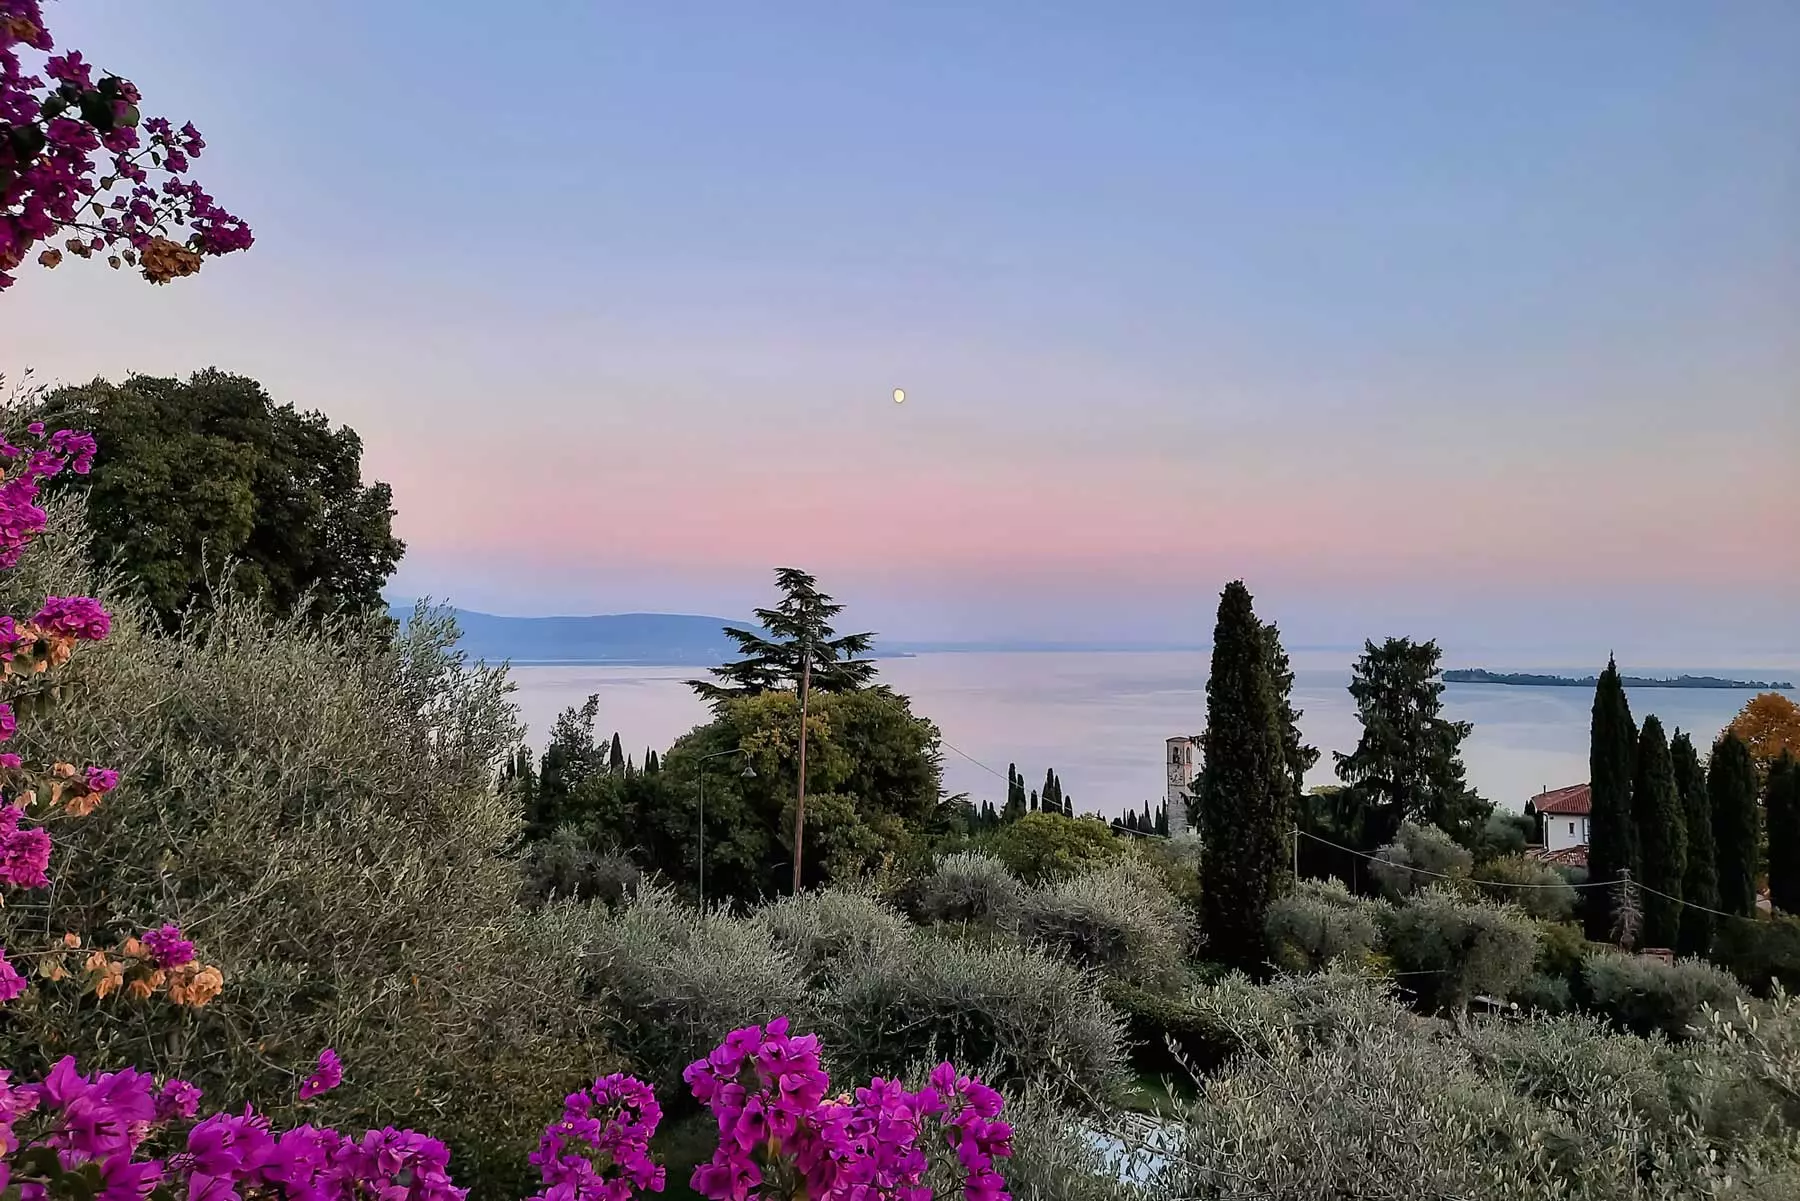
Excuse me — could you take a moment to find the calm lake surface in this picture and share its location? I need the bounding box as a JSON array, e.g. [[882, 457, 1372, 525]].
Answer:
[[506, 651, 1798, 817]]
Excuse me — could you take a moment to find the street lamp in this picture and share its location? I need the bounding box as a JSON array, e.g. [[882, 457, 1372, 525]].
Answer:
[[697, 747, 755, 910]]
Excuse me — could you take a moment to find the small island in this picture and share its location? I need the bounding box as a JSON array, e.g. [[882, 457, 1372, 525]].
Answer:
[[1444, 668, 1794, 690]]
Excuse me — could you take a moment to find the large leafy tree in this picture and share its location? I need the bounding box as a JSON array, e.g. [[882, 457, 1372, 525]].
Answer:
[[1672, 729, 1718, 956], [1711, 731, 1762, 918], [1631, 716, 1686, 949], [38, 370, 402, 628], [1585, 657, 1639, 940], [689, 567, 876, 704], [1197, 580, 1290, 971], [1728, 691, 1800, 778], [1765, 752, 1800, 917], [1333, 637, 1486, 847]]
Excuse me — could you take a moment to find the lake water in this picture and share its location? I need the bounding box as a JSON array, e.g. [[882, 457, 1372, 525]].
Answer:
[[506, 650, 1797, 817]]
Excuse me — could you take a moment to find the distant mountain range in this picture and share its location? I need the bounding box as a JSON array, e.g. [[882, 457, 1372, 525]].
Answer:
[[389, 605, 1222, 665], [1444, 668, 1794, 690]]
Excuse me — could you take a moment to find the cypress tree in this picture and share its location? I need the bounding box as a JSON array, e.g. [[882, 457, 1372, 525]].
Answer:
[[609, 732, 626, 774], [1765, 751, 1800, 916], [1029, 789, 1040, 812], [1672, 730, 1718, 956], [1197, 581, 1290, 971], [1002, 765, 1025, 822], [1711, 731, 1761, 918], [1155, 801, 1169, 837], [1631, 716, 1686, 949], [646, 749, 659, 774], [1263, 621, 1320, 803], [1585, 657, 1639, 941], [1042, 768, 1056, 815], [1141, 801, 1153, 830]]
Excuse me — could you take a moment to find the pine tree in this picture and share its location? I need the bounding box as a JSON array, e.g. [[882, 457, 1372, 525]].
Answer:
[[1672, 730, 1718, 957], [609, 732, 625, 774], [1198, 581, 1291, 971], [1586, 657, 1639, 941], [1334, 637, 1486, 846], [1263, 622, 1320, 801], [689, 567, 878, 704], [1631, 716, 1686, 949], [1711, 731, 1761, 918], [1764, 752, 1800, 916], [1002, 765, 1025, 823]]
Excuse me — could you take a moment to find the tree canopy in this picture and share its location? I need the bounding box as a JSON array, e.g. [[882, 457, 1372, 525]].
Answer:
[[1728, 691, 1800, 777], [689, 567, 877, 706], [37, 370, 402, 627], [1334, 637, 1486, 847]]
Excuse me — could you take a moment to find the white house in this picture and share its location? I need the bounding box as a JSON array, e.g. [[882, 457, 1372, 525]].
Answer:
[[1165, 736, 1198, 836], [1526, 783, 1591, 854]]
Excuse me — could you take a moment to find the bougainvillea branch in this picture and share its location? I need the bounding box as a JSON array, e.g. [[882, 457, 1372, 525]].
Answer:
[[0, 0, 251, 290]]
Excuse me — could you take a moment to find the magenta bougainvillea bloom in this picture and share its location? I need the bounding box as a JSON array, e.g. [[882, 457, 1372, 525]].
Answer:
[[0, 803, 51, 889], [155, 1077, 202, 1122], [0, 703, 13, 742], [529, 1072, 666, 1201], [0, 947, 26, 1002], [0, 0, 252, 290], [83, 765, 119, 794], [141, 923, 194, 970], [31, 594, 110, 641], [0, 753, 20, 769], [298, 1047, 343, 1100]]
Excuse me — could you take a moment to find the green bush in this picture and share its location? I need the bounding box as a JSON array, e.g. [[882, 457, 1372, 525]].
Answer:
[[914, 850, 1025, 925], [1265, 879, 1387, 972], [1510, 973, 1573, 1014], [1165, 971, 1800, 1200], [991, 811, 1124, 884], [1471, 855, 1578, 922], [1531, 919, 1593, 983], [752, 885, 911, 981], [1580, 951, 1744, 1040], [1712, 915, 1800, 995], [518, 828, 642, 909], [1127, 834, 1203, 914], [1019, 861, 1191, 986], [0, 517, 602, 1197], [1383, 887, 1539, 1011], [1370, 821, 1473, 899], [580, 886, 808, 1088], [818, 928, 1125, 1098]]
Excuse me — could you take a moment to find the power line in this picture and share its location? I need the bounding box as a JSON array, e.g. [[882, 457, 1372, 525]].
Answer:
[[1294, 829, 1611, 889]]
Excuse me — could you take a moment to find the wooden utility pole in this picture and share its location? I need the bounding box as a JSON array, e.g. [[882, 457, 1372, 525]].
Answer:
[[791, 644, 812, 894]]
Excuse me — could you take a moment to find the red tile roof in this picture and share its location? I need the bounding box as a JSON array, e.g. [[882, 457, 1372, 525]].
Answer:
[[1527, 844, 1589, 870], [1529, 783, 1591, 816]]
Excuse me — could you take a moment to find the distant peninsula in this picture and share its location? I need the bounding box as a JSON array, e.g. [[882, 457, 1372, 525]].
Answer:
[[1444, 669, 1794, 691]]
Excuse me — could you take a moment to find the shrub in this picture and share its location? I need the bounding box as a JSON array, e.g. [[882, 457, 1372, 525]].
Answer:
[[1383, 887, 1539, 1011], [991, 811, 1124, 884], [914, 850, 1025, 925], [1712, 914, 1800, 995], [818, 928, 1126, 1098], [1472, 854, 1579, 922], [752, 885, 911, 981], [1370, 821, 1473, 899], [1127, 834, 1203, 914], [1476, 808, 1537, 859], [1265, 879, 1387, 972], [1510, 973, 1573, 1014], [1580, 951, 1744, 1040], [0, 517, 601, 1196], [580, 886, 808, 1088], [1101, 979, 1238, 1077], [1531, 919, 1593, 983], [517, 828, 642, 909], [1019, 861, 1191, 986]]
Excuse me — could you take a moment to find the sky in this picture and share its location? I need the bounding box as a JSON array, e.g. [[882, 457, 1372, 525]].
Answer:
[[4, 1, 1797, 656]]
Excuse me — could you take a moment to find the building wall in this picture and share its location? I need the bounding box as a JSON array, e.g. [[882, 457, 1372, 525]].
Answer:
[[1166, 736, 1197, 836], [1544, 813, 1589, 853]]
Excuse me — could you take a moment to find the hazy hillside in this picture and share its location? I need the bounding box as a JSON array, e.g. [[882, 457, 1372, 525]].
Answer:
[[394, 606, 760, 666]]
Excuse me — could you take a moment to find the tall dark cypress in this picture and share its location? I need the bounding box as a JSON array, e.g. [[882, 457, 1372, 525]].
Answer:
[[1197, 581, 1290, 971], [609, 732, 626, 774], [1631, 716, 1686, 949], [1585, 657, 1639, 941], [1765, 752, 1800, 916], [1155, 801, 1169, 837], [1672, 730, 1718, 956], [1002, 765, 1025, 822], [1711, 731, 1761, 918]]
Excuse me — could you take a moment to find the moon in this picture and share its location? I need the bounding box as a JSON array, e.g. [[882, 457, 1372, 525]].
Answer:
[[892, 388, 906, 404]]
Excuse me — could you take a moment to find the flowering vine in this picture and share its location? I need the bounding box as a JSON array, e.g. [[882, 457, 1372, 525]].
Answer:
[[0, 0, 252, 290]]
